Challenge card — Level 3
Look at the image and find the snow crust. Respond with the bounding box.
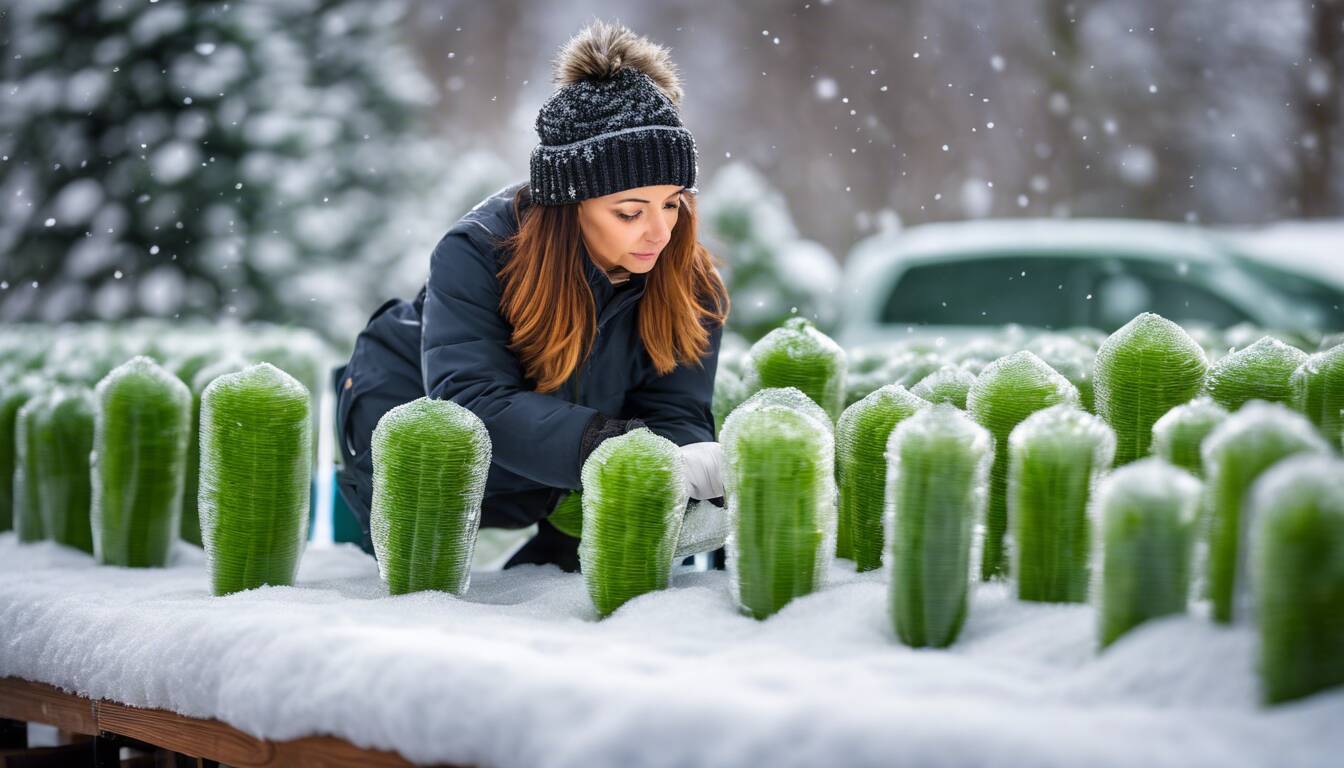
[1,533,1340,768]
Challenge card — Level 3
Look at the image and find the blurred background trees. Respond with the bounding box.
[1,0,1340,345]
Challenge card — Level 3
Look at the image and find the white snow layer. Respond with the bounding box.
[1,533,1340,768]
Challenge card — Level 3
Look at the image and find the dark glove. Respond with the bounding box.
[578,413,646,479]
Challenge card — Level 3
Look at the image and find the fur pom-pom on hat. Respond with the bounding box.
[553,19,684,106]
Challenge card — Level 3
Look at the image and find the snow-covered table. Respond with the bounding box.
[1,533,1339,768]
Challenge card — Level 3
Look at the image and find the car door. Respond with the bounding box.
[1079,257,1255,332]
[879,255,1085,330]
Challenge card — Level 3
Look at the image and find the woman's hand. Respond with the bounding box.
[679,441,725,500]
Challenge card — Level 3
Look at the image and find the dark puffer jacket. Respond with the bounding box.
[333,181,723,562]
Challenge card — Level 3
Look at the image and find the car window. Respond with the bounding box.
[1082,258,1250,330]
[880,256,1080,328]
[1224,258,1344,332]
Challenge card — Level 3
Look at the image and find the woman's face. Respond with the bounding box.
[577,184,684,275]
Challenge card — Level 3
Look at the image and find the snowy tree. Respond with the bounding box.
[697,162,840,341]
[0,0,453,335]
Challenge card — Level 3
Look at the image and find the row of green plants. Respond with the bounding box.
[3,315,1341,707]
[0,322,330,595]
[355,312,1342,706]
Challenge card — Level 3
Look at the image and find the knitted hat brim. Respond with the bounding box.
[530,125,698,205]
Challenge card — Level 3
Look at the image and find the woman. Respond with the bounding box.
[334,21,730,571]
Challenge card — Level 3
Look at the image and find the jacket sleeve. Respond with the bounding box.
[623,315,723,447]
[420,232,600,490]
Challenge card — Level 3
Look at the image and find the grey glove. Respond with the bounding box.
[674,499,728,560]
[679,441,726,501]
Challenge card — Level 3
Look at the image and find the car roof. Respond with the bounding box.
[839,218,1303,337]
[1210,222,1344,291]
[847,218,1228,279]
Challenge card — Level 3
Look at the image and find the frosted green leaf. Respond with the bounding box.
[180,355,252,547]
[1,375,42,535]
[580,428,687,617]
[743,317,847,421]
[966,350,1080,580]
[1290,342,1344,450]
[1248,455,1344,704]
[199,363,311,594]
[1150,397,1229,478]
[1203,336,1307,412]
[1201,402,1330,623]
[1027,334,1097,412]
[732,386,834,435]
[371,397,490,596]
[91,357,192,567]
[910,364,977,410]
[169,349,228,546]
[886,350,945,388]
[844,369,888,409]
[251,336,329,462]
[548,489,584,538]
[885,403,991,648]
[26,387,96,553]
[1096,457,1202,649]
[722,387,836,619]
[712,366,750,438]
[1008,404,1115,603]
[836,384,928,569]
[1094,312,1209,466]
[13,395,46,543]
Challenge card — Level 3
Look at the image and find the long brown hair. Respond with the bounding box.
[499,188,729,393]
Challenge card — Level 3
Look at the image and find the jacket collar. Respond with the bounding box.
[579,239,649,291]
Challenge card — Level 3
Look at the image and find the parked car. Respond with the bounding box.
[838,219,1333,349]
[1210,222,1344,336]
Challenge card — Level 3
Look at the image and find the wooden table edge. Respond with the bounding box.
[0,676,465,767]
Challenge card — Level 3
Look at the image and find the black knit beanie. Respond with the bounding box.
[530,21,698,206]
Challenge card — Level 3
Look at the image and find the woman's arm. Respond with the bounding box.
[420,231,602,490]
[623,319,723,446]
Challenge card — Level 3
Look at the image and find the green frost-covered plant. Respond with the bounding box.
[1026,334,1097,412]
[1096,457,1202,649]
[0,375,42,534]
[1248,455,1344,705]
[1150,397,1229,478]
[1203,336,1307,412]
[1008,404,1115,603]
[910,365,977,410]
[743,317,847,421]
[28,387,96,553]
[1094,313,1209,466]
[1290,342,1344,450]
[885,403,991,648]
[722,387,836,620]
[966,350,1080,580]
[13,394,46,543]
[713,366,750,438]
[91,357,191,567]
[548,489,584,539]
[169,351,218,547]
[836,385,928,569]
[198,363,311,594]
[181,356,253,546]
[580,428,688,617]
[1201,402,1330,623]
[371,397,491,596]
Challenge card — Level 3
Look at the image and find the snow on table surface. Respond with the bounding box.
[0,533,1339,768]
